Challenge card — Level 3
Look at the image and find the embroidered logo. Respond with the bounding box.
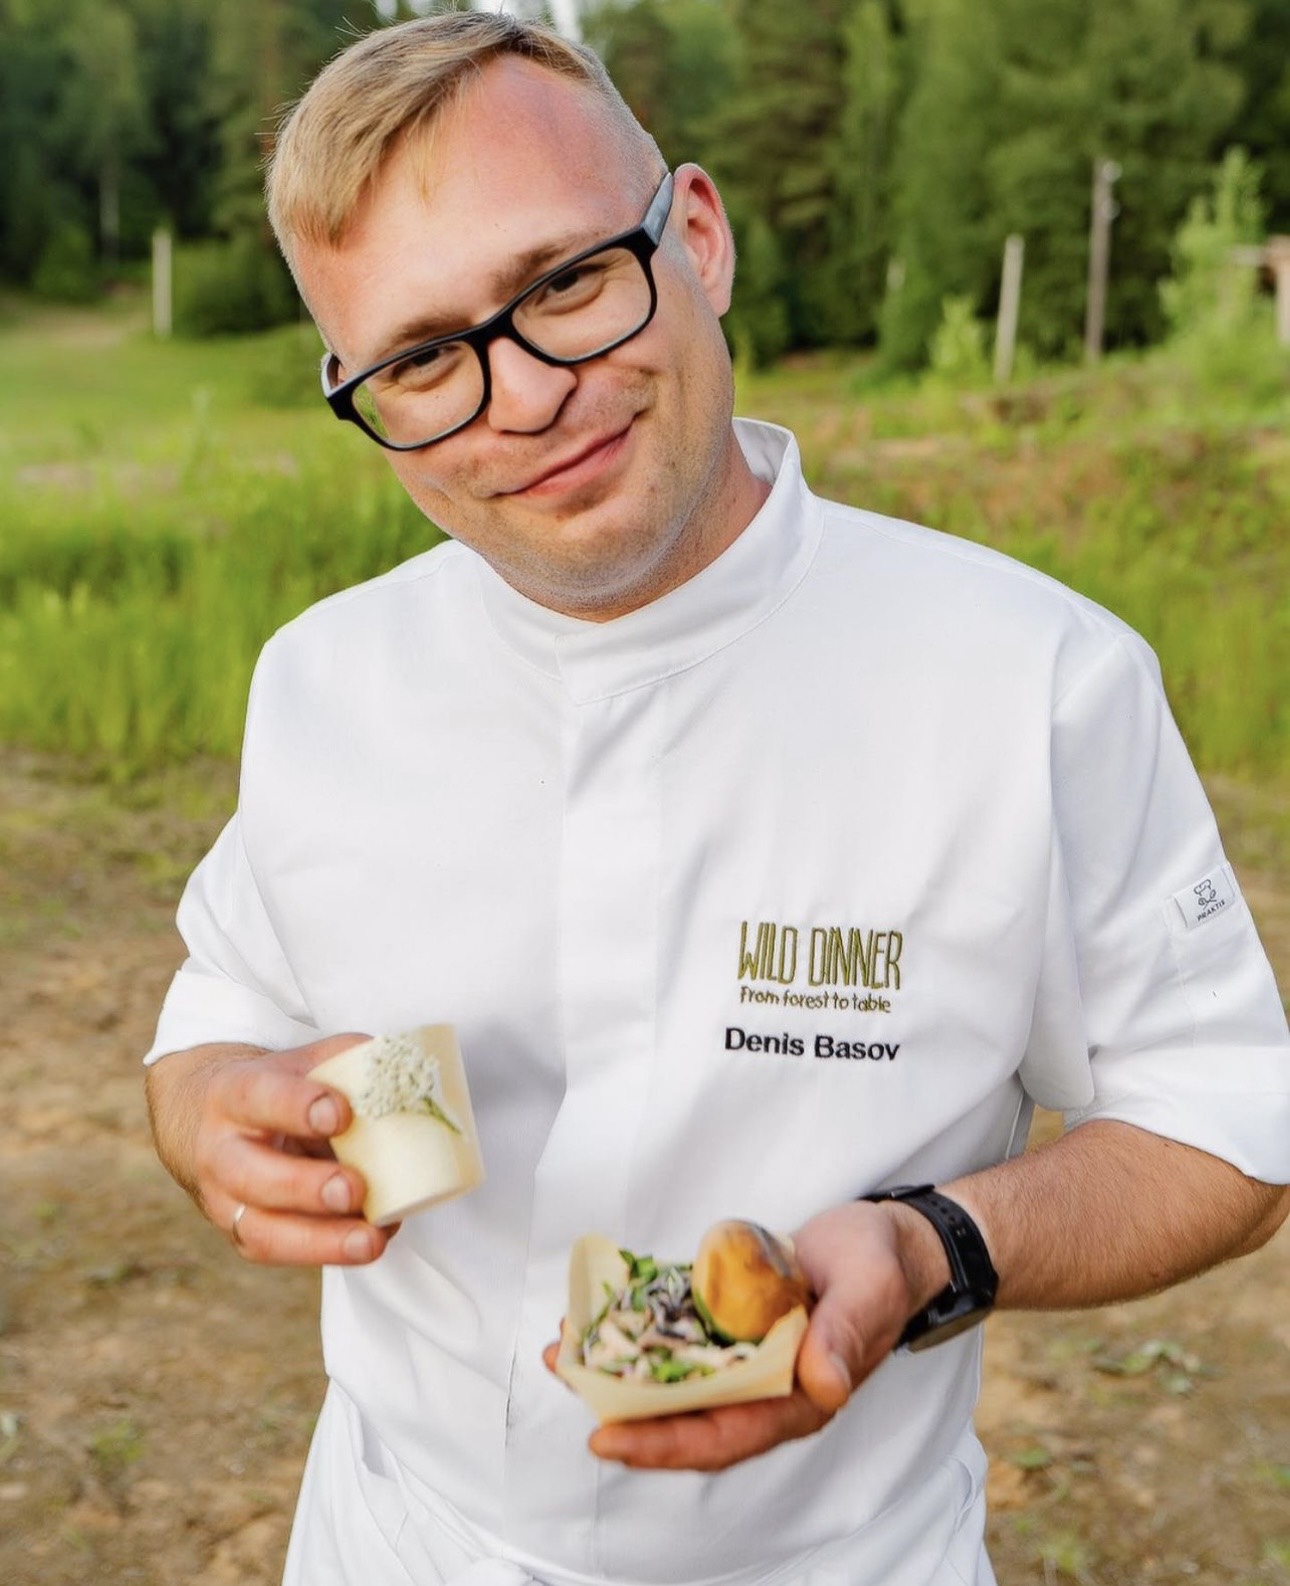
[737,919,903,1003]
[1172,865,1238,930]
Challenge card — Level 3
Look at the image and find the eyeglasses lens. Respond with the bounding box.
[351,244,653,448]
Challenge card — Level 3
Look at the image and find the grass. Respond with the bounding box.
[88,1417,145,1481]
[2,293,1289,781]
[0,301,441,775]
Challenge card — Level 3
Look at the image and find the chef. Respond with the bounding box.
[144,13,1290,1586]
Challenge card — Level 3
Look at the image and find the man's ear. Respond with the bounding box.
[671,163,736,317]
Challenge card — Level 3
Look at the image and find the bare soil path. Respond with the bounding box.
[1,752,1286,1586]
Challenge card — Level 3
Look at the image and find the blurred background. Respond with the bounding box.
[1,3,1288,1584]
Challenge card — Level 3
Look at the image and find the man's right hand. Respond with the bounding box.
[144,1034,395,1267]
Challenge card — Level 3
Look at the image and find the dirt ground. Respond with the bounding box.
[1,750,1287,1586]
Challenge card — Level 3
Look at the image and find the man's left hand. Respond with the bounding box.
[543,1200,941,1471]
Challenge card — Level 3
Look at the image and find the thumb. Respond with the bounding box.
[793,1255,909,1414]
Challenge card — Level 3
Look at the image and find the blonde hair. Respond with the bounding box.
[266,10,657,263]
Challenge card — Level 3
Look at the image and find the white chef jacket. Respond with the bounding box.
[147,420,1290,1586]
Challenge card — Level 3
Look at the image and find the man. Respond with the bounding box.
[145,13,1290,1586]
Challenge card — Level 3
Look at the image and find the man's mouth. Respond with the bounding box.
[500,423,633,498]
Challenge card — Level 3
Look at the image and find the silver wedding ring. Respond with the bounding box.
[230,1202,250,1249]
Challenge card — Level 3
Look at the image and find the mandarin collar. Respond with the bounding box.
[474,420,822,703]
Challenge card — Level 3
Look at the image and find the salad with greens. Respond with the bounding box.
[580,1249,759,1383]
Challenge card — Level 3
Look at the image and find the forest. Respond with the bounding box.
[3,0,1289,369]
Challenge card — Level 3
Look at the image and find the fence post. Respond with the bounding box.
[152,227,173,340]
[1267,239,1290,347]
[1084,158,1120,364]
[994,234,1025,384]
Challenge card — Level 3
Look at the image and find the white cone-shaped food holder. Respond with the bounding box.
[555,1234,808,1424]
[310,1026,484,1226]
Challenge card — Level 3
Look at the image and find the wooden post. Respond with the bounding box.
[152,227,172,340]
[1229,238,1290,346]
[1266,238,1290,348]
[1084,158,1120,365]
[993,234,1025,384]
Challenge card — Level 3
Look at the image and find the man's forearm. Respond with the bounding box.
[941,1119,1290,1312]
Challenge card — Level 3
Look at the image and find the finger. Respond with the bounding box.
[212,1132,369,1217]
[791,1209,911,1410]
[223,1202,393,1267]
[211,1060,352,1141]
[589,1393,831,1472]
[795,1284,906,1413]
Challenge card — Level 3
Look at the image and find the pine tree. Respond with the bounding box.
[826,0,906,345]
[879,0,1004,368]
[1231,0,1290,231]
[718,0,854,345]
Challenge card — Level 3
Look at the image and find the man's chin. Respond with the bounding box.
[490,535,690,623]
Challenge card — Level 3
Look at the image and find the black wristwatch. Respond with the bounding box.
[861,1184,999,1352]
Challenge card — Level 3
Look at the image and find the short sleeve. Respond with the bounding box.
[144,813,319,1063]
[1050,633,1290,1180]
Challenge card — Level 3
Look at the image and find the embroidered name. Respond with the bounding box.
[724,1026,901,1061]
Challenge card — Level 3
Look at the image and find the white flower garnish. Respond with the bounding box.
[354,1032,462,1132]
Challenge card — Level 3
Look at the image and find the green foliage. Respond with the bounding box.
[927,295,990,385]
[1230,0,1290,233]
[878,0,1259,366]
[0,0,387,288]
[31,224,100,304]
[724,201,793,370]
[0,459,443,776]
[1161,147,1264,338]
[3,0,1289,374]
[88,1417,144,1479]
[879,0,1005,370]
[1158,150,1285,401]
[173,233,298,337]
[243,321,329,407]
[826,0,904,346]
[717,0,857,346]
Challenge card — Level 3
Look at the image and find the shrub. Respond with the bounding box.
[32,224,100,304]
[927,294,989,385]
[174,232,297,338]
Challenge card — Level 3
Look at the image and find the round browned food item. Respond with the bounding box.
[691,1220,812,1343]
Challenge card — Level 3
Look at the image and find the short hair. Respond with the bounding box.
[266,10,658,264]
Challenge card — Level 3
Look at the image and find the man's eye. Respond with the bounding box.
[531,261,607,312]
[389,342,467,386]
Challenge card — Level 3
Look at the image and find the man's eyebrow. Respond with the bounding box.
[368,228,603,365]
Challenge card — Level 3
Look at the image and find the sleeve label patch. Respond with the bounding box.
[1171,863,1239,930]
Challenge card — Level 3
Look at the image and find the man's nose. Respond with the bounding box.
[484,335,578,433]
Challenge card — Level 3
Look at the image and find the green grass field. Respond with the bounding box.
[2,294,1288,781]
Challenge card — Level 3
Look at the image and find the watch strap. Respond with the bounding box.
[861,1184,999,1349]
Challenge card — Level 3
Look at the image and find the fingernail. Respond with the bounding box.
[828,1351,853,1394]
[322,1173,351,1213]
[308,1095,340,1135]
[343,1227,375,1262]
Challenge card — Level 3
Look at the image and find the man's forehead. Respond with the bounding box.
[304,66,649,366]
[418,60,640,210]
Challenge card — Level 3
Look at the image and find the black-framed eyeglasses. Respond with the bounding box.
[320,170,675,451]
